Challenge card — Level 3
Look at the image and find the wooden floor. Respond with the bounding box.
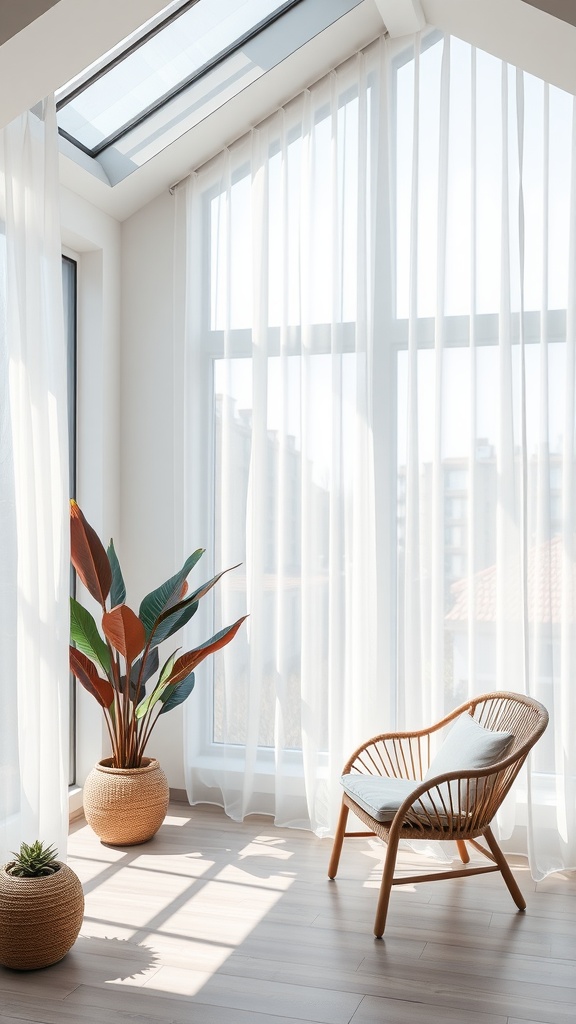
[1,803,575,1024]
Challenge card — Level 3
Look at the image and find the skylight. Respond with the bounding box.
[55,0,365,187]
[56,0,302,157]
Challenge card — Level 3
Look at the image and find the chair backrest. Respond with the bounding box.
[467,691,548,763]
[401,692,548,836]
[441,691,550,824]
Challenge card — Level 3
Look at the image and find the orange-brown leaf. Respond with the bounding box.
[70,500,112,608]
[102,605,146,663]
[162,615,248,688]
[69,646,114,708]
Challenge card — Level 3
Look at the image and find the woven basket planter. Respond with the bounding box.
[83,757,169,845]
[0,861,84,970]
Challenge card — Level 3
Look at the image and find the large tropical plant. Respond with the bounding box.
[69,500,246,769]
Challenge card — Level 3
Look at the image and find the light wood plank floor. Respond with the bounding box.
[1,803,575,1024]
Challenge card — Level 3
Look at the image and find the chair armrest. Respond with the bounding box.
[344,732,433,780]
[388,764,508,834]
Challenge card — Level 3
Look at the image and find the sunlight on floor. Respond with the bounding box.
[69,809,299,989]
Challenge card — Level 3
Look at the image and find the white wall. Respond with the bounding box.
[59,186,123,807]
[63,183,190,795]
[120,189,188,789]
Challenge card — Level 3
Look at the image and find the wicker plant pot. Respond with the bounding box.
[83,757,169,846]
[0,861,84,970]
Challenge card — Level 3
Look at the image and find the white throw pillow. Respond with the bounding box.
[425,713,514,781]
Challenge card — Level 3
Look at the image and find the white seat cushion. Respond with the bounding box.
[340,774,425,823]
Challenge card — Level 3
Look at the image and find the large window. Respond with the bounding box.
[184,30,576,869]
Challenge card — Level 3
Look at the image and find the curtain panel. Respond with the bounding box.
[0,98,70,863]
[180,31,576,876]
[182,48,383,836]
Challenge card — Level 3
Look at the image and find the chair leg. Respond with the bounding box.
[374,833,400,939]
[483,825,526,911]
[456,839,470,864]
[328,800,349,879]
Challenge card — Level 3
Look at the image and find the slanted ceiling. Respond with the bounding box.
[0,0,60,46]
[522,0,576,29]
[2,0,576,221]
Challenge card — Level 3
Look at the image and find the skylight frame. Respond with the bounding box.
[56,0,306,159]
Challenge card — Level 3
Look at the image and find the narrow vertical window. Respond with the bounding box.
[62,255,77,787]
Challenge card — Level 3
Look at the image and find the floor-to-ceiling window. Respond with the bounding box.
[182,29,576,875]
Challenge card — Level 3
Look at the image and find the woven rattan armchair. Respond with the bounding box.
[328,691,549,938]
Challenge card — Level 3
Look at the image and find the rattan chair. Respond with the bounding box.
[328,691,549,937]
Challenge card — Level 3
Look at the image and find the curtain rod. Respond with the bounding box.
[169,173,191,195]
[167,29,397,197]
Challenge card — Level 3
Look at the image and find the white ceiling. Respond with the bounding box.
[2,0,576,222]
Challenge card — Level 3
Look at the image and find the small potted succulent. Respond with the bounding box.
[0,841,84,970]
[69,500,247,845]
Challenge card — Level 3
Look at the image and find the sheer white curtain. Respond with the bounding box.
[181,29,576,874]
[182,50,383,836]
[396,33,576,877]
[0,97,70,863]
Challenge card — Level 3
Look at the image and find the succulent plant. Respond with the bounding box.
[7,840,60,877]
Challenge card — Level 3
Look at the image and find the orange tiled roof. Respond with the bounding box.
[446,535,575,623]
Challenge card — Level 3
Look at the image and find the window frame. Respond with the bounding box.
[62,252,78,787]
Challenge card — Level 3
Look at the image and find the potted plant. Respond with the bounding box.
[0,840,84,970]
[69,500,246,845]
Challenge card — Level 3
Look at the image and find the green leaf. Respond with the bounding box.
[147,565,240,649]
[159,649,180,685]
[139,549,204,637]
[125,647,159,702]
[107,539,126,607]
[159,673,195,715]
[186,565,241,605]
[70,597,111,675]
[9,841,59,877]
[147,599,199,649]
[135,650,179,719]
[136,647,160,686]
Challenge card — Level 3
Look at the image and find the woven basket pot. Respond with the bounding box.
[0,861,84,970]
[83,757,169,846]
